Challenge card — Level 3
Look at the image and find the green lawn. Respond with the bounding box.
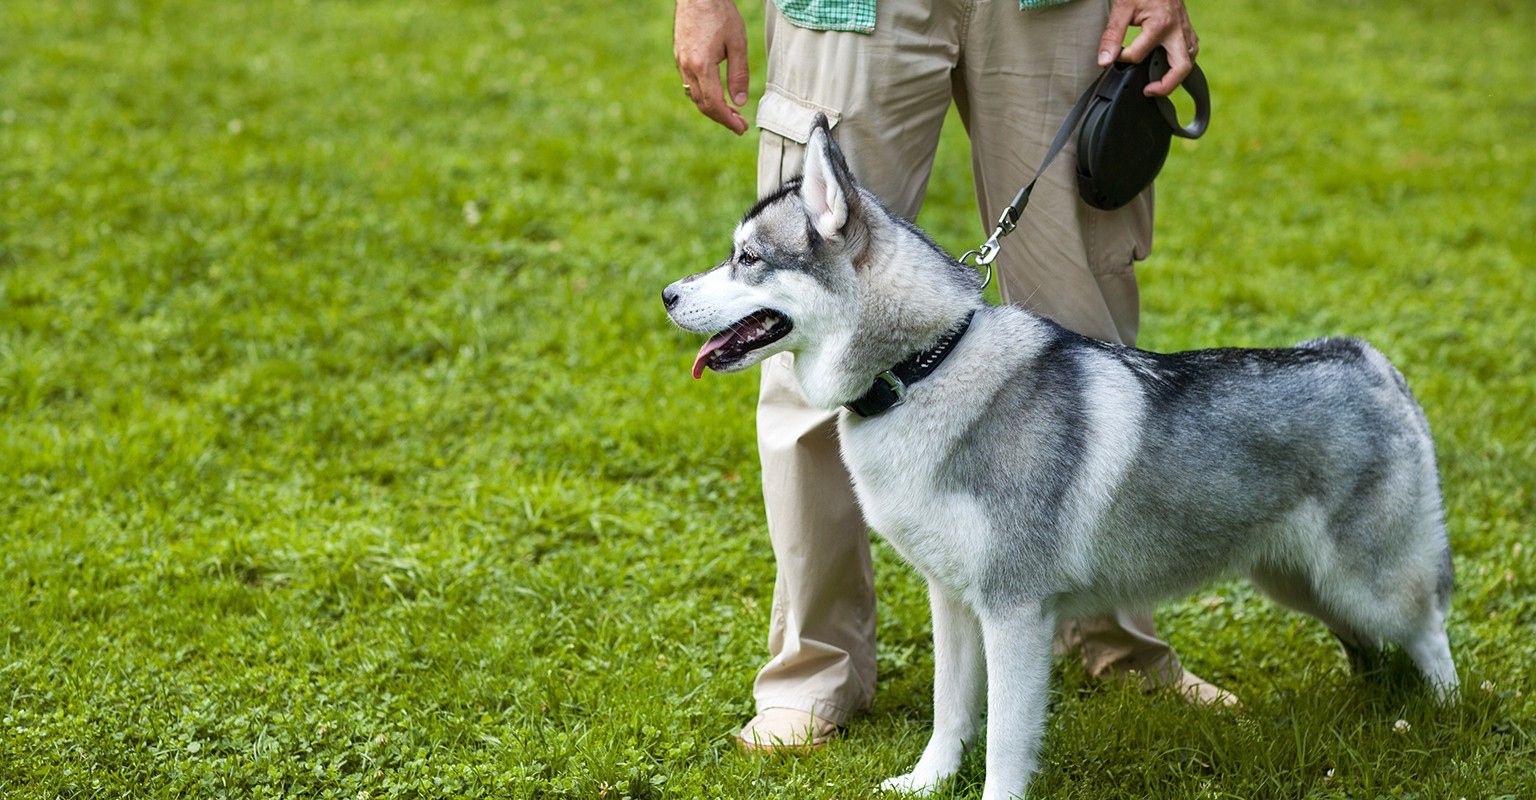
[2,0,1533,797]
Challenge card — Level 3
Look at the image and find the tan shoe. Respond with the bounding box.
[1173,669,1243,710]
[735,707,839,754]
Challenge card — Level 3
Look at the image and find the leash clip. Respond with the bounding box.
[959,229,1004,290]
[958,63,1115,295]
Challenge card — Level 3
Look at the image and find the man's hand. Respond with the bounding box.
[1098,0,1198,97]
[674,0,750,135]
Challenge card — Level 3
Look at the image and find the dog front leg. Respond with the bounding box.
[978,600,1055,800]
[880,582,985,795]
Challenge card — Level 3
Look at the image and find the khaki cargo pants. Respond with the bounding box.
[752,0,1185,723]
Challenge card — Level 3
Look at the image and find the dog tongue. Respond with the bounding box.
[692,331,735,380]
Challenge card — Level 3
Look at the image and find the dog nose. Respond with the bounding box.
[662,285,680,310]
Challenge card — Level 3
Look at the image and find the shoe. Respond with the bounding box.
[735,707,839,753]
[1174,668,1243,710]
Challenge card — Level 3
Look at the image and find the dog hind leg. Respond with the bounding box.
[1248,561,1386,676]
[1334,630,1387,676]
[1400,542,1458,700]
[1251,542,1456,699]
[1399,604,1458,702]
[1324,509,1457,700]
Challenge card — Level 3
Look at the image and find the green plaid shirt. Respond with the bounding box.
[774,0,1075,34]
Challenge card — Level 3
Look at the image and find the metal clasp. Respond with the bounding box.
[875,370,908,409]
[959,228,1004,290]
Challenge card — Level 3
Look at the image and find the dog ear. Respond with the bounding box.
[800,114,859,240]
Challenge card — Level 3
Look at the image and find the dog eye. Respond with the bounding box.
[739,251,759,266]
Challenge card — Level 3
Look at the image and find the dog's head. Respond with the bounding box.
[663,114,869,379]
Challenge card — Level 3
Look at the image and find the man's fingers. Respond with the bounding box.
[684,66,746,135]
[1144,35,1192,96]
[1120,15,1170,66]
[696,76,747,134]
[1098,1,1134,65]
[724,27,749,107]
[1099,1,1198,92]
[687,62,722,109]
[714,103,747,135]
[1145,54,1191,96]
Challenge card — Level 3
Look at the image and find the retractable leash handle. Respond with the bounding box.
[1150,48,1211,139]
[960,47,1210,288]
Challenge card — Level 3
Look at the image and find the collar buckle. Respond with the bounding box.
[874,370,908,409]
[845,312,974,419]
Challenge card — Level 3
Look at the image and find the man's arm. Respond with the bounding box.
[1098,0,1199,97]
[674,0,751,135]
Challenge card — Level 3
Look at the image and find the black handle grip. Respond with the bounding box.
[1147,47,1211,140]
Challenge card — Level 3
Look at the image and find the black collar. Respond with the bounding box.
[845,311,975,418]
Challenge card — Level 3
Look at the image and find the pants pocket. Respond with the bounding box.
[1084,186,1155,276]
[757,86,842,143]
[755,87,844,195]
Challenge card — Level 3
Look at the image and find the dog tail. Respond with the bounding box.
[1298,336,1417,402]
[1356,340,1429,426]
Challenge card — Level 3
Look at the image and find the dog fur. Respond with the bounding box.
[662,115,1456,799]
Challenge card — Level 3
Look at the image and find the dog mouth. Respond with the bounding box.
[691,310,793,379]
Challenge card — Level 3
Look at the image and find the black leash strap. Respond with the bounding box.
[996,68,1114,239]
[960,63,1115,284]
[960,52,1208,284]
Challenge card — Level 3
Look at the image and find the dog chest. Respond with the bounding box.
[841,414,994,591]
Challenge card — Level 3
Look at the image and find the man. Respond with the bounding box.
[673,0,1233,752]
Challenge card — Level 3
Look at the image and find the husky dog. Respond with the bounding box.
[662,115,1456,799]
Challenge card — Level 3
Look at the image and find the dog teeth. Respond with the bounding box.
[743,318,777,340]
[720,313,783,351]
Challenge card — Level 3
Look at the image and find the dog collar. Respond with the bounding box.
[845,311,975,418]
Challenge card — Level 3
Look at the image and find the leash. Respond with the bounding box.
[845,70,1111,417]
[958,63,1115,289]
[960,50,1210,287]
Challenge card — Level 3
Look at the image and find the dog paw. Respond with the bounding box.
[879,772,942,796]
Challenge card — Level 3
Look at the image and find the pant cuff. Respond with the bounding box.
[753,693,862,726]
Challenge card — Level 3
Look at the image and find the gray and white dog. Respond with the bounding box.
[662,115,1456,800]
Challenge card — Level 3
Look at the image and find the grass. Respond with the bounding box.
[1,0,1533,797]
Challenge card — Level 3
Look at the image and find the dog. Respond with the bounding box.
[662,115,1456,799]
